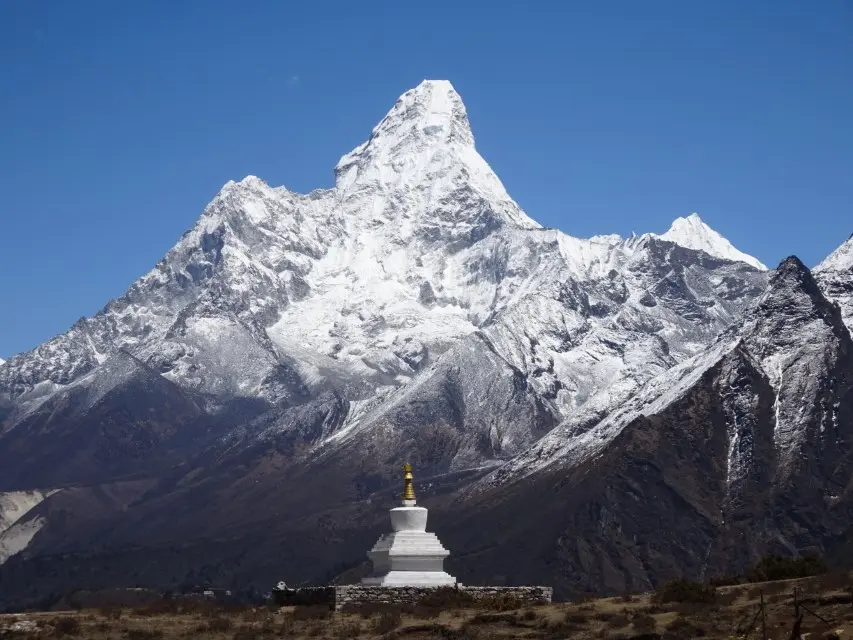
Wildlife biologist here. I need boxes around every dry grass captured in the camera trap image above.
[0,573,851,639]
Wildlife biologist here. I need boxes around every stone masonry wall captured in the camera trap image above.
[333,585,553,610]
[272,586,335,607]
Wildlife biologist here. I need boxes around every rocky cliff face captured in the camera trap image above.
[0,80,848,608]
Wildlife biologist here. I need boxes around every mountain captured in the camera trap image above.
[814,233,853,332]
[657,213,767,270]
[0,80,766,479]
[443,256,853,596]
[0,80,847,608]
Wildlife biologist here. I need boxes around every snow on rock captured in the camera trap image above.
[815,233,853,333]
[0,515,47,565]
[0,490,57,535]
[0,80,771,478]
[815,233,853,273]
[658,213,766,270]
[478,339,739,488]
[482,252,851,492]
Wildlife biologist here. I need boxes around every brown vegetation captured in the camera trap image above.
[0,571,851,639]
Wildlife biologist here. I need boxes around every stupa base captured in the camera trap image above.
[361,570,457,587]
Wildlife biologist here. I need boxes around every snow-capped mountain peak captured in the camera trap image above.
[659,213,766,270]
[334,80,471,184]
[371,79,474,148]
[334,79,540,231]
[813,233,853,333]
[814,233,853,273]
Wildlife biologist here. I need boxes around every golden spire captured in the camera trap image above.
[402,462,416,501]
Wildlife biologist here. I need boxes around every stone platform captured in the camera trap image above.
[272,585,553,610]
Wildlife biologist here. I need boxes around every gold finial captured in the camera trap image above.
[402,462,416,501]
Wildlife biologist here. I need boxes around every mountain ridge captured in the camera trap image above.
[0,80,849,607]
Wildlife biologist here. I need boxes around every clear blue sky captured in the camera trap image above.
[1,1,851,358]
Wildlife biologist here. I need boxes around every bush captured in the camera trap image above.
[563,611,589,624]
[605,613,630,627]
[631,614,657,634]
[411,604,442,619]
[203,616,233,632]
[476,592,526,612]
[334,621,362,639]
[747,555,827,582]
[53,616,81,636]
[232,626,266,640]
[468,612,519,625]
[652,579,717,604]
[665,616,706,639]
[374,610,402,633]
[99,604,123,620]
[291,605,332,620]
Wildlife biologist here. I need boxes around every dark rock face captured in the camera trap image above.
[0,352,208,490]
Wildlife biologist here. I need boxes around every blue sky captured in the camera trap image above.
[1,0,851,358]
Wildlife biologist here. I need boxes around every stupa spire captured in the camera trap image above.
[402,463,416,502]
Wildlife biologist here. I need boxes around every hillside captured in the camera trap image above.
[1,571,851,639]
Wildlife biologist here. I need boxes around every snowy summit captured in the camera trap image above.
[815,233,853,273]
[658,213,766,270]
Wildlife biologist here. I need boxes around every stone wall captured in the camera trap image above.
[334,584,552,610]
[272,586,335,607]
[459,586,554,603]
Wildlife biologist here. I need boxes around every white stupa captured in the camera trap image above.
[361,463,456,587]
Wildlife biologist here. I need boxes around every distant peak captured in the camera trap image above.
[668,213,709,232]
[814,232,853,273]
[775,255,809,278]
[238,175,265,187]
[658,213,767,270]
[761,255,842,323]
